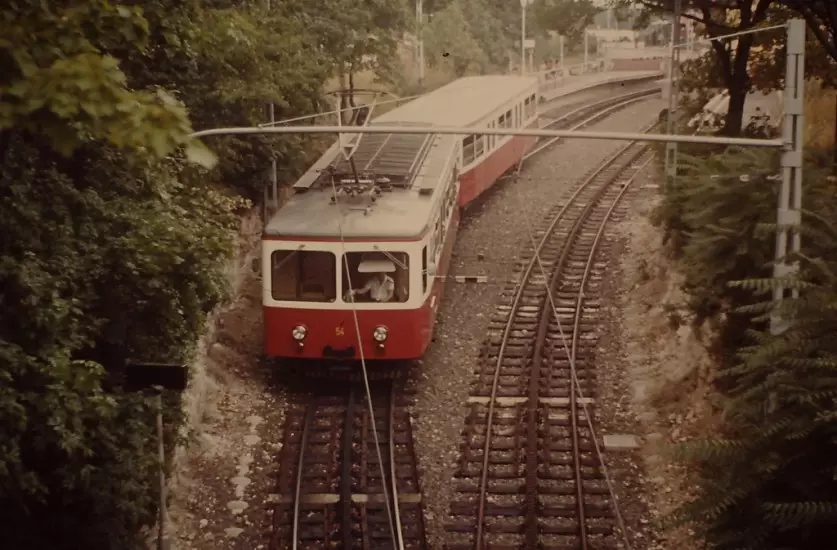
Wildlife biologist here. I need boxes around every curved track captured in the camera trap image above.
[444,124,657,550]
[271,379,426,550]
[532,88,659,157]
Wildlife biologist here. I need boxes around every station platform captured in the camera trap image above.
[538,69,664,103]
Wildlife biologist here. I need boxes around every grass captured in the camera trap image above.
[805,81,836,149]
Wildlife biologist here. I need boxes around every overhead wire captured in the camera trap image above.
[331,93,403,550]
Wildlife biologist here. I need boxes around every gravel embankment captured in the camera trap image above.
[410,97,667,548]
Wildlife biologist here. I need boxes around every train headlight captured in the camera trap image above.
[373,326,388,342]
[292,325,307,341]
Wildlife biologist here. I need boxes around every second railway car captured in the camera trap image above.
[262,75,540,362]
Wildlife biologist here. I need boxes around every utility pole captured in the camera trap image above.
[771,19,806,335]
[520,0,527,76]
[416,0,424,89]
[664,0,681,185]
[264,0,278,212]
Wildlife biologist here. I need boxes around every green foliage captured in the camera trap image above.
[670,242,837,547]
[424,1,489,76]
[652,148,779,357]
[532,0,601,50]
[0,0,348,547]
[460,0,523,69]
[655,143,837,547]
[0,350,178,550]
[0,0,214,165]
[621,0,776,136]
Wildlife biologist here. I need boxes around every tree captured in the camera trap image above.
[778,0,837,163]
[284,0,408,118]
[0,0,213,163]
[533,0,601,53]
[0,0,331,547]
[424,1,488,76]
[619,0,776,136]
[653,147,837,548]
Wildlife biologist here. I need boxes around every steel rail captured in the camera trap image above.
[341,388,358,549]
[529,140,650,549]
[528,89,659,158]
[569,151,653,548]
[291,404,315,550]
[387,382,406,550]
[471,119,656,548]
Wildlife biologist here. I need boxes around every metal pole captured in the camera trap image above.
[156,392,168,550]
[266,0,278,211]
[584,29,589,67]
[521,1,526,76]
[664,0,681,184]
[771,19,806,335]
[416,0,424,89]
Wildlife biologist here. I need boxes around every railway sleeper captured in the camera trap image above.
[544,440,597,453]
[453,479,522,493]
[539,482,609,496]
[460,437,521,452]
[541,501,612,518]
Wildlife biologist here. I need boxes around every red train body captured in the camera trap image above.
[261,75,539,362]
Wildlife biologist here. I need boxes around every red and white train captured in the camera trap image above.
[261,75,539,362]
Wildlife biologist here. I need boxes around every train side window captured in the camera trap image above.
[498,113,506,130]
[474,135,485,158]
[421,246,427,293]
[462,135,476,165]
[271,250,336,302]
[342,251,409,303]
[504,109,512,128]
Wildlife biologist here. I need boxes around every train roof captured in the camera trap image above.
[375,75,539,127]
[264,134,460,239]
[264,76,538,240]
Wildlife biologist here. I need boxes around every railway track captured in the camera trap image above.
[271,378,427,550]
[271,93,660,550]
[444,124,657,550]
[532,88,659,157]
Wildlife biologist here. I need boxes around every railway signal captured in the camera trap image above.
[125,361,189,550]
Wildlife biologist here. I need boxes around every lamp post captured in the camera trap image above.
[520,0,533,76]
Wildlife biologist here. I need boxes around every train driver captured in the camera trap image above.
[348,271,395,303]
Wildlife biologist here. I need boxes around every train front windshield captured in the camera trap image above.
[270,249,411,305]
[271,249,337,302]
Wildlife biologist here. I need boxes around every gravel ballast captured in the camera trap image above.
[410,97,667,548]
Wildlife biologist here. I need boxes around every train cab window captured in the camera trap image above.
[422,246,428,293]
[271,250,336,302]
[342,251,409,303]
[462,135,476,165]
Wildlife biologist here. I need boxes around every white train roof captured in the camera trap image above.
[374,75,538,127]
[264,75,538,240]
